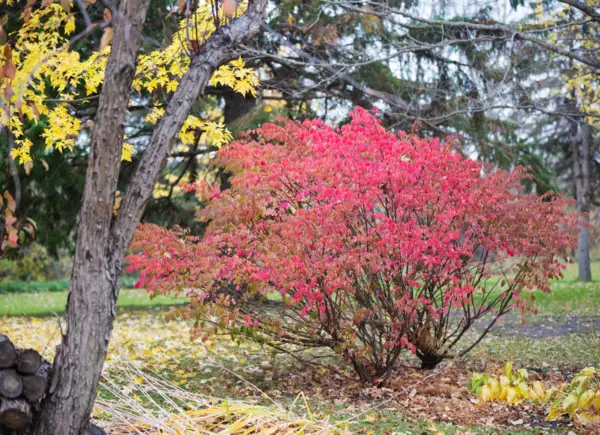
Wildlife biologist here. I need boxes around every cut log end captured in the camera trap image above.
[0,398,32,430]
[0,335,16,369]
[0,369,22,399]
[16,349,42,375]
[22,375,47,402]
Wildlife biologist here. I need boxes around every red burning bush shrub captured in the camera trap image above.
[128,107,578,384]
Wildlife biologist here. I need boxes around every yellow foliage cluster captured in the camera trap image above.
[468,362,550,407]
[2,1,258,165]
[145,107,233,148]
[133,3,257,100]
[211,57,260,98]
[469,362,600,426]
[546,367,600,424]
[0,3,103,164]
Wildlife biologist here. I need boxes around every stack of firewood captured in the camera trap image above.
[0,334,49,433]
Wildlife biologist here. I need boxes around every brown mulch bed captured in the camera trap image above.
[266,358,579,432]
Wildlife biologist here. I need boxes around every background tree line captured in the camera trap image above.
[2,0,598,279]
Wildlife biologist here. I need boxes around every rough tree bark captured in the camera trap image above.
[32,0,268,433]
[572,121,593,282]
[32,0,152,432]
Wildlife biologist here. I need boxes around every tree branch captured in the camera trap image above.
[558,0,600,22]
[111,0,268,252]
[330,0,600,69]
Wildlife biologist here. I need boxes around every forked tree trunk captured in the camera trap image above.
[32,0,152,433]
[31,1,267,433]
[572,121,592,282]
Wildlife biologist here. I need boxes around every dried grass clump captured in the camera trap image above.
[95,362,348,434]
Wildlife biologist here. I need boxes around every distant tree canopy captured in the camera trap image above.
[1,0,598,258]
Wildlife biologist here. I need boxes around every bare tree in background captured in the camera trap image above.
[573,121,593,281]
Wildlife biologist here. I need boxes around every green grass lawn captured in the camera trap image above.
[0,288,186,316]
[559,259,600,281]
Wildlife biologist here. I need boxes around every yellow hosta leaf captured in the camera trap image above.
[504,361,513,379]
[546,406,564,421]
[544,387,558,403]
[506,387,518,405]
[531,381,545,402]
[488,377,500,399]
[578,411,600,423]
[499,384,508,401]
[581,367,597,378]
[480,385,492,402]
[578,390,594,410]
[563,393,579,415]
[517,382,529,399]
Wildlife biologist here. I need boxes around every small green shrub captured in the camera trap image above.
[0,279,70,294]
[0,243,72,281]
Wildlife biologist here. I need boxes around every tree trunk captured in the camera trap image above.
[223,89,256,124]
[32,1,267,434]
[32,0,151,432]
[573,121,592,282]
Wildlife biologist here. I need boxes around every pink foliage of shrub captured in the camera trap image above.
[128,107,578,384]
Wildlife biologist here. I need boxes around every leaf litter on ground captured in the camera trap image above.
[0,308,592,434]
